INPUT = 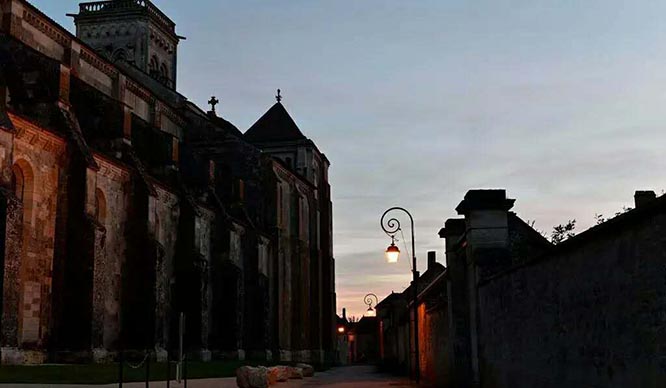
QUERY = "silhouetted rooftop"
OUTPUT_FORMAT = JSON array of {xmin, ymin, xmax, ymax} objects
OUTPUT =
[
  {"xmin": 354, "ymin": 316, "xmax": 379, "ymax": 334},
  {"xmin": 244, "ymin": 102, "xmax": 307, "ymax": 143},
  {"xmin": 404, "ymin": 262, "xmax": 446, "ymax": 306},
  {"xmin": 375, "ymin": 292, "xmax": 405, "ymax": 310},
  {"xmin": 208, "ymin": 112, "xmax": 243, "ymax": 138}
]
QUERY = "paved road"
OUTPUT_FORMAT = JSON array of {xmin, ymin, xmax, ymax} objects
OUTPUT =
[
  {"xmin": 282, "ymin": 365, "xmax": 414, "ymax": 387},
  {"xmin": 0, "ymin": 365, "xmax": 413, "ymax": 388}
]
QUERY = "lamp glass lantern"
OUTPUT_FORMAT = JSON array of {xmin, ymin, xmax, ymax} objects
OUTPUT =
[{"xmin": 385, "ymin": 237, "xmax": 400, "ymax": 263}]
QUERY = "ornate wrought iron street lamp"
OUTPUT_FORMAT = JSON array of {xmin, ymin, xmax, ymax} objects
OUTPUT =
[
  {"xmin": 380, "ymin": 207, "xmax": 420, "ymax": 383},
  {"xmin": 364, "ymin": 293, "xmax": 379, "ymax": 317}
]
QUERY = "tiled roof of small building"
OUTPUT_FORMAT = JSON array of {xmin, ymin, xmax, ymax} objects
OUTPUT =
[{"xmin": 244, "ymin": 102, "xmax": 307, "ymax": 143}]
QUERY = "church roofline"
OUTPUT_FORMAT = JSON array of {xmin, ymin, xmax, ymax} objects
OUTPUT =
[{"xmin": 8, "ymin": 0, "xmax": 327, "ymax": 169}]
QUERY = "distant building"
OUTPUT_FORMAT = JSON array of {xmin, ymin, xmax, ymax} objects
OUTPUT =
[
  {"xmin": 376, "ymin": 252, "xmax": 446, "ymax": 382},
  {"xmin": 376, "ymin": 291, "xmax": 407, "ymax": 371},
  {"xmin": 335, "ymin": 310, "xmax": 350, "ymax": 365},
  {"xmin": 348, "ymin": 316, "xmax": 379, "ymax": 364},
  {"xmin": 0, "ymin": 0, "xmax": 335, "ymax": 365}
]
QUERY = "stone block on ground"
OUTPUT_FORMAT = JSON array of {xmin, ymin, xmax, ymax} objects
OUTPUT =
[
  {"xmin": 296, "ymin": 363, "xmax": 315, "ymax": 377},
  {"xmin": 267, "ymin": 366, "xmax": 278, "ymax": 385},
  {"xmin": 236, "ymin": 366, "xmax": 269, "ymax": 388},
  {"xmin": 269, "ymin": 365, "xmax": 290, "ymax": 382},
  {"xmin": 287, "ymin": 366, "xmax": 304, "ymax": 379}
]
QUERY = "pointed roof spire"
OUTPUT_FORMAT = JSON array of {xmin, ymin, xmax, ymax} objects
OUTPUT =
[
  {"xmin": 276, "ymin": 89, "xmax": 282, "ymax": 103},
  {"xmin": 244, "ymin": 96, "xmax": 306, "ymax": 143}
]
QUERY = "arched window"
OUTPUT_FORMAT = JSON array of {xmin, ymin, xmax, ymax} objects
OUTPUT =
[
  {"xmin": 12, "ymin": 166, "xmax": 24, "ymax": 202},
  {"xmin": 160, "ymin": 63, "xmax": 169, "ymax": 83},
  {"xmin": 12, "ymin": 160, "xmax": 35, "ymax": 224},
  {"xmin": 95, "ymin": 188, "xmax": 107, "ymax": 226},
  {"xmin": 149, "ymin": 55, "xmax": 159, "ymax": 78}
]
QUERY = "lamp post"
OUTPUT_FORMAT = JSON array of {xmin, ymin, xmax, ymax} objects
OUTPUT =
[
  {"xmin": 380, "ymin": 207, "xmax": 420, "ymax": 384},
  {"xmin": 364, "ymin": 293, "xmax": 378, "ymax": 317}
]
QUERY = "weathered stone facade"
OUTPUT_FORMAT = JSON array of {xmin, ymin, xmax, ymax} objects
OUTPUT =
[{"xmin": 0, "ymin": 0, "xmax": 335, "ymax": 365}]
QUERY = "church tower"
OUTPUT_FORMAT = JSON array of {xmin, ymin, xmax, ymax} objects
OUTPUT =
[
  {"xmin": 244, "ymin": 91, "xmax": 330, "ymax": 188},
  {"xmin": 72, "ymin": 0, "xmax": 181, "ymax": 89}
]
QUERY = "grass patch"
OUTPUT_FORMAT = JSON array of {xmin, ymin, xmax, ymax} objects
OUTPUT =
[{"xmin": 0, "ymin": 360, "xmax": 252, "ymax": 384}]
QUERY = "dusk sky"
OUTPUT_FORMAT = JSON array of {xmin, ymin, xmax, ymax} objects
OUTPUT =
[{"xmin": 35, "ymin": 0, "xmax": 666, "ymax": 318}]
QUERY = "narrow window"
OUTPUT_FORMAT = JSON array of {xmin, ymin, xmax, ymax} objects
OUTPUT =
[
  {"xmin": 95, "ymin": 188, "xmax": 107, "ymax": 225},
  {"xmin": 149, "ymin": 56, "xmax": 159, "ymax": 78}
]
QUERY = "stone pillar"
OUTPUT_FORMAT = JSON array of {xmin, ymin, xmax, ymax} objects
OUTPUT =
[
  {"xmin": 439, "ymin": 218, "xmax": 469, "ymax": 386},
  {"xmin": 68, "ymin": 41, "xmax": 82, "ymax": 77},
  {"xmin": 456, "ymin": 190, "xmax": 513, "ymax": 262},
  {"xmin": 278, "ymin": 236, "xmax": 292, "ymax": 362},
  {"xmin": 58, "ymin": 65, "xmax": 70, "ymax": 106},
  {"xmin": 455, "ymin": 189, "xmax": 514, "ymax": 387},
  {"xmin": 634, "ymin": 190, "xmax": 656, "ymax": 208},
  {"xmin": 194, "ymin": 212, "xmax": 213, "ymax": 362},
  {"xmin": 1, "ymin": 192, "xmax": 23, "ymax": 363},
  {"xmin": 87, "ymin": 168, "xmax": 105, "ymax": 354},
  {"xmin": 121, "ymin": 177, "xmax": 155, "ymax": 352},
  {"xmin": 0, "ymin": 119, "xmax": 17, "ymax": 362},
  {"xmin": 148, "ymin": 195, "xmax": 167, "ymax": 360},
  {"xmin": 90, "ymin": 221, "xmax": 108, "ymax": 361}
]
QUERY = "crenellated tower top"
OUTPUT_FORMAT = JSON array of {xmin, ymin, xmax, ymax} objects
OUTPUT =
[{"xmin": 72, "ymin": 0, "xmax": 182, "ymax": 89}]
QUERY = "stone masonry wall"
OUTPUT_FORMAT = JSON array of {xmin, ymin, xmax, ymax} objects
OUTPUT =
[
  {"xmin": 10, "ymin": 115, "xmax": 65, "ymax": 363},
  {"xmin": 418, "ymin": 298, "xmax": 450, "ymax": 387},
  {"xmin": 477, "ymin": 212, "xmax": 666, "ymax": 388}
]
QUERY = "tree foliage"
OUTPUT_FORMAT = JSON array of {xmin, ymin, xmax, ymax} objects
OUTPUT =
[
  {"xmin": 551, "ymin": 219, "xmax": 576, "ymax": 244},
  {"xmin": 595, "ymin": 206, "xmax": 633, "ymax": 226}
]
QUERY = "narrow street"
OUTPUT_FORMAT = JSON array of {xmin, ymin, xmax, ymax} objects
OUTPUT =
[
  {"xmin": 0, "ymin": 365, "xmax": 414, "ymax": 388},
  {"xmin": 282, "ymin": 365, "xmax": 414, "ymax": 387}
]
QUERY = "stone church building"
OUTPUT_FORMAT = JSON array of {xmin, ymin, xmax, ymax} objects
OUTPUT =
[{"xmin": 0, "ymin": 0, "xmax": 336, "ymax": 364}]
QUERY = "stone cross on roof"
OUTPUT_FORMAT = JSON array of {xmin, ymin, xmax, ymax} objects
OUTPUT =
[
  {"xmin": 208, "ymin": 96, "xmax": 219, "ymax": 114},
  {"xmin": 276, "ymin": 89, "xmax": 282, "ymax": 103}
]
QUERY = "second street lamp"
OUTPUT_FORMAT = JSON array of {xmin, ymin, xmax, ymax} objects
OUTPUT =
[
  {"xmin": 364, "ymin": 293, "xmax": 379, "ymax": 317},
  {"xmin": 380, "ymin": 207, "xmax": 420, "ymax": 384}
]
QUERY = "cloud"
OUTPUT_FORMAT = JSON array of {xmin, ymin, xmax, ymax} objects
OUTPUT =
[{"xmin": 34, "ymin": 0, "xmax": 666, "ymax": 322}]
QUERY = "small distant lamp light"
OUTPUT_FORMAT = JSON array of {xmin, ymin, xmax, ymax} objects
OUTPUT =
[
  {"xmin": 385, "ymin": 237, "xmax": 400, "ymax": 264},
  {"xmin": 366, "ymin": 307, "xmax": 376, "ymax": 317},
  {"xmin": 337, "ymin": 326, "xmax": 345, "ymax": 334}
]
